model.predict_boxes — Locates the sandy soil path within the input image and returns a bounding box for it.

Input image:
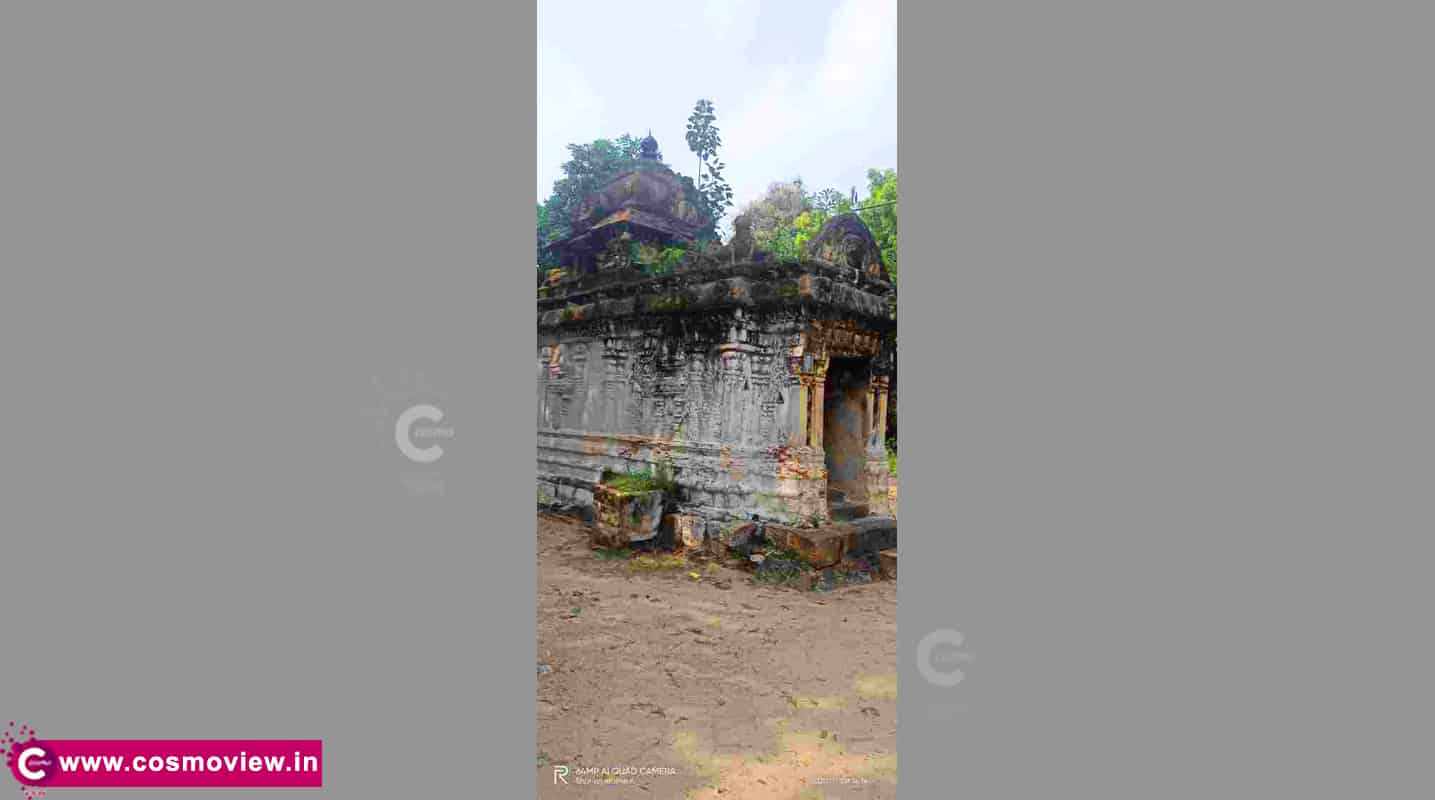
[537,512,897,799]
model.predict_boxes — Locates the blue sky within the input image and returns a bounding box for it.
[538,0,897,231]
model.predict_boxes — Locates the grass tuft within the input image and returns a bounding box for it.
[600,461,677,494]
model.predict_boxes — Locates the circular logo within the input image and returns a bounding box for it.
[916,628,971,688]
[396,404,449,463]
[10,741,57,786]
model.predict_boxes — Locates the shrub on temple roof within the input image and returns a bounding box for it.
[685,99,733,238]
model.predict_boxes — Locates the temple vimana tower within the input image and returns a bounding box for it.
[538,134,895,541]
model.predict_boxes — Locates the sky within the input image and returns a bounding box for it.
[537,0,897,232]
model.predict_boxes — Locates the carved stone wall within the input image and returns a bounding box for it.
[538,238,895,528]
[538,313,897,525]
[540,308,816,523]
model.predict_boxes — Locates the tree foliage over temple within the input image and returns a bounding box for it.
[736,168,899,451]
[535,100,896,288]
[684,99,734,232]
[739,168,897,286]
[537,101,744,268]
[536,134,720,268]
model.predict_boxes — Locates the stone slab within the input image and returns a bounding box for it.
[879,549,897,580]
[843,516,897,556]
[770,524,849,568]
[663,513,706,550]
[592,485,663,545]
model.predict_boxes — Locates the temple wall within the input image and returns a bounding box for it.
[537,310,830,524]
[537,308,895,526]
[536,242,896,528]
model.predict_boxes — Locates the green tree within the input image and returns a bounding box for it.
[552,135,643,221]
[537,130,715,265]
[810,188,846,214]
[737,179,810,254]
[537,202,558,268]
[754,168,895,283]
[854,168,898,447]
[536,135,644,266]
[857,168,897,285]
[685,99,733,237]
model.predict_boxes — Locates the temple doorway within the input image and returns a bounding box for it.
[823,357,871,520]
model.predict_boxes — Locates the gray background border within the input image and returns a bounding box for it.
[2,2,535,797]
[902,2,1432,796]
[3,2,1432,798]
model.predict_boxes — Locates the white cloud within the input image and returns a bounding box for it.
[815,0,898,107]
[537,40,606,196]
[534,0,896,228]
[703,0,763,48]
[717,0,897,222]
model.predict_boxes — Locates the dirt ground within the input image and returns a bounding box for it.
[537,512,898,799]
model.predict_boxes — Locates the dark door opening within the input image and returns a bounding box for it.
[823,357,871,519]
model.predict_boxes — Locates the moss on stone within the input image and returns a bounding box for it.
[646,293,688,313]
[600,461,676,494]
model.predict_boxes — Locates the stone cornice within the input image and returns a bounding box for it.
[537,259,894,332]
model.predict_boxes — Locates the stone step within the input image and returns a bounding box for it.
[829,500,869,521]
[766,515,898,568]
[844,516,898,556]
[879,549,897,580]
[770,525,848,567]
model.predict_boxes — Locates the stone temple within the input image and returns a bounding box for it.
[537,136,895,544]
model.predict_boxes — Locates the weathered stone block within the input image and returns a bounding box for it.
[701,519,734,555]
[863,456,894,516]
[719,521,761,554]
[844,516,897,557]
[771,524,847,568]
[879,549,897,580]
[664,513,705,550]
[592,484,663,545]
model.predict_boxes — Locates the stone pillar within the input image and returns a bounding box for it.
[864,374,894,516]
[809,375,825,449]
[792,354,828,450]
[792,379,810,447]
[873,375,890,445]
[866,383,877,447]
